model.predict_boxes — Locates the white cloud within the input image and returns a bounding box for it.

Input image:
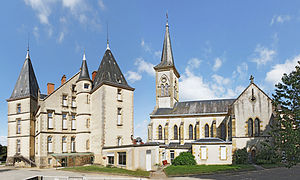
[270,15,291,25]
[233,62,248,79]
[0,136,7,146]
[33,26,39,39]
[251,44,276,66]
[134,58,155,77]
[265,54,300,85]
[60,17,67,24]
[154,50,161,58]
[126,71,142,83]
[212,74,230,85]
[98,0,106,10]
[213,57,222,71]
[141,39,151,52]
[24,0,54,25]
[57,32,65,43]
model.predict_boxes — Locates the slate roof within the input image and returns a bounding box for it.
[77,57,91,82]
[9,50,40,100]
[92,49,133,91]
[166,143,192,149]
[151,99,235,116]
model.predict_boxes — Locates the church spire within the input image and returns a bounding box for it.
[106,22,110,50]
[77,50,91,82]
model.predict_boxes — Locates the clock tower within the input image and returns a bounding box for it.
[154,16,180,109]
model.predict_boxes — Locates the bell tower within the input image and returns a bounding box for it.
[154,14,180,109]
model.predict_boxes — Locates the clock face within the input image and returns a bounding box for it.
[161,77,167,83]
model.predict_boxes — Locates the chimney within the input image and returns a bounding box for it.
[47,83,55,95]
[61,75,66,85]
[92,71,97,81]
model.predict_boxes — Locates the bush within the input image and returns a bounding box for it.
[233,148,248,164]
[172,152,196,166]
[255,143,280,165]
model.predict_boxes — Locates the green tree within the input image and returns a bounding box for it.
[232,148,248,164]
[272,61,300,168]
[172,152,196,166]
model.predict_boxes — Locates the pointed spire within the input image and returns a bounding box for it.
[26,41,30,59]
[77,50,91,82]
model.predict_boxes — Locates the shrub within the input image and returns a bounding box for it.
[233,148,248,164]
[172,152,196,166]
[255,143,280,165]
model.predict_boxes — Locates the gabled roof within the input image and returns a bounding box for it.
[8,50,39,101]
[77,52,91,82]
[151,99,235,117]
[92,49,133,91]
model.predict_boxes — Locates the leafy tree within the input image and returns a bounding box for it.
[272,61,300,168]
[254,141,280,165]
[232,148,248,164]
[172,152,196,166]
[0,144,7,161]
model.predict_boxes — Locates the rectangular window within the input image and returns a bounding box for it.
[108,156,114,165]
[48,112,53,129]
[117,108,122,125]
[48,158,52,165]
[72,84,76,92]
[17,139,21,153]
[170,150,175,163]
[48,137,53,153]
[62,95,68,106]
[118,152,126,166]
[220,146,227,160]
[201,146,207,160]
[17,104,21,113]
[117,137,122,146]
[62,137,67,153]
[117,89,122,101]
[17,119,21,134]
[71,97,76,107]
[62,113,67,130]
[71,115,76,130]
[71,137,75,152]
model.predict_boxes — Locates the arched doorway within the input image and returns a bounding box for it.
[251,149,256,163]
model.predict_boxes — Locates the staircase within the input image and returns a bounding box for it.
[13,154,36,167]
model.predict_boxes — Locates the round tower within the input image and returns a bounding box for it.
[75,51,92,152]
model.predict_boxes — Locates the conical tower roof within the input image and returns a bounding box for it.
[9,49,39,100]
[77,51,91,82]
[92,49,133,91]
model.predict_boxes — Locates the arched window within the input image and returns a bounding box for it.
[189,125,193,140]
[165,84,169,96]
[205,124,209,137]
[254,118,260,136]
[179,126,181,140]
[47,136,52,153]
[211,124,214,137]
[174,125,178,140]
[228,118,232,141]
[248,118,253,137]
[158,125,162,140]
[220,122,226,140]
[194,126,197,140]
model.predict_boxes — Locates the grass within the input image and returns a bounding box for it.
[61,165,150,177]
[164,164,256,176]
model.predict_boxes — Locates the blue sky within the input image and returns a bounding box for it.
[1,0,300,145]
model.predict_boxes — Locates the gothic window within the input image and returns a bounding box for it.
[179,126,181,140]
[62,136,67,153]
[205,124,209,137]
[254,118,260,136]
[158,125,162,140]
[16,139,21,153]
[248,118,253,137]
[47,136,52,153]
[211,124,214,137]
[194,126,197,140]
[165,83,169,96]
[174,125,178,140]
[220,122,226,140]
[160,75,170,97]
[161,84,165,96]
[189,124,193,140]
[71,137,76,152]
[228,118,232,141]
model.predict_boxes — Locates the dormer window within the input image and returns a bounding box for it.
[17,104,21,113]
[84,83,89,89]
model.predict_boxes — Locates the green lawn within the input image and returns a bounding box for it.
[61,165,150,177]
[164,164,256,176]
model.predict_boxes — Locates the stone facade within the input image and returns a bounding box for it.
[7,46,134,168]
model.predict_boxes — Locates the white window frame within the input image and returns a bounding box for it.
[71,97,76,107]
[62,113,67,130]
[17,119,21,134]
[48,137,53,153]
[62,137,67,153]
[117,108,122,125]
[117,137,122,146]
[201,146,207,160]
[48,112,53,129]
[71,115,76,130]
[71,137,75,152]
[62,95,68,106]
[220,146,227,160]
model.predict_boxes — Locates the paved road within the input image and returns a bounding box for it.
[0,167,146,180]
[169,165,300,180]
